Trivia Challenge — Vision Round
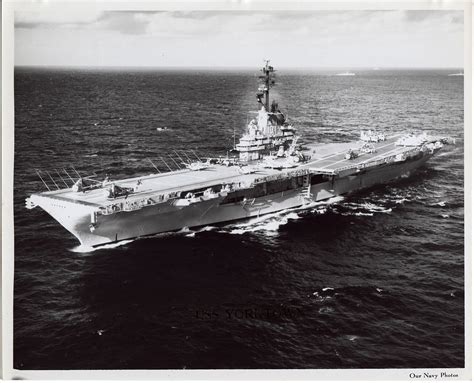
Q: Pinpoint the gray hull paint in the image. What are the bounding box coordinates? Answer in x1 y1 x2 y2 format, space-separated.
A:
57 152 432 247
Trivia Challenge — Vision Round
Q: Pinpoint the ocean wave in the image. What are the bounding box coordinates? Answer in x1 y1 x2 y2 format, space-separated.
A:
311 285 387 302
335 200 393 216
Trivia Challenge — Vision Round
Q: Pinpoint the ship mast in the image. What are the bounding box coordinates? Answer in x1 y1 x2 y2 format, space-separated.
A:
257 59 275 111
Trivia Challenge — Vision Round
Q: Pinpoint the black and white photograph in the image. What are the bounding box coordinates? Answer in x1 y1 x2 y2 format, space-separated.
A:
2 0 470 380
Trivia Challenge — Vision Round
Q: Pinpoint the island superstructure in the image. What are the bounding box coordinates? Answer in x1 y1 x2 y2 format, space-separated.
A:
26 61 454 247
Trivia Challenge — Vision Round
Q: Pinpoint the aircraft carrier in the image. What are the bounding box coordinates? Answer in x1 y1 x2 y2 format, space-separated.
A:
25 61 454 248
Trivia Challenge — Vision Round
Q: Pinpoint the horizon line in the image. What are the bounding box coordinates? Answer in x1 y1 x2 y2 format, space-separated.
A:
14 64 465 71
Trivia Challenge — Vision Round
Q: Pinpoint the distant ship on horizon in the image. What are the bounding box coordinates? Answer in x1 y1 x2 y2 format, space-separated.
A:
448 72 464 76
336 71 356 76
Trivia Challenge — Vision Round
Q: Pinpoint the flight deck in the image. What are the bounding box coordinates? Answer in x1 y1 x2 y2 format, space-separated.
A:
37 134 430 209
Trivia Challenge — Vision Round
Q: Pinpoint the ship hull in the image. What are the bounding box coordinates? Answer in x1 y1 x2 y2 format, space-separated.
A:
33 150 435 248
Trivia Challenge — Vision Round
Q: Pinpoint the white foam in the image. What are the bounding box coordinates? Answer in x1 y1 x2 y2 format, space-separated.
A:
339 198 396 216
285 212 301 220
70 244 95 253
222 207 295 235
227 218 285 235
317 195 345 206
263 220 284 231
70 239 134 253
181 226 217 237
362 202 385 211
341 202 361 210
200 226 217 232
322 287 334 291
228 228 247 235
395 198 409 204
312 207 327 214
221 197 340 236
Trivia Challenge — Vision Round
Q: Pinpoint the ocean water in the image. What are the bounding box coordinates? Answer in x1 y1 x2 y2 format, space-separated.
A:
13 67 464 370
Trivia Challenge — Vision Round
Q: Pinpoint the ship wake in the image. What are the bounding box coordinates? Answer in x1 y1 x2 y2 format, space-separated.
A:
219 196 345 236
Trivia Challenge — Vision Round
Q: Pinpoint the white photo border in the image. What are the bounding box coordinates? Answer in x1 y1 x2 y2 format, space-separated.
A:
2 0 472 380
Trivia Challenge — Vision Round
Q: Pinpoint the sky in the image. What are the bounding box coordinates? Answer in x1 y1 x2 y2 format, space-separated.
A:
14 9 464 68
